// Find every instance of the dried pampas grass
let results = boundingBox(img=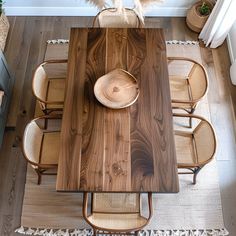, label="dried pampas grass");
[87,0,164,23]
[86,0,106,9]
